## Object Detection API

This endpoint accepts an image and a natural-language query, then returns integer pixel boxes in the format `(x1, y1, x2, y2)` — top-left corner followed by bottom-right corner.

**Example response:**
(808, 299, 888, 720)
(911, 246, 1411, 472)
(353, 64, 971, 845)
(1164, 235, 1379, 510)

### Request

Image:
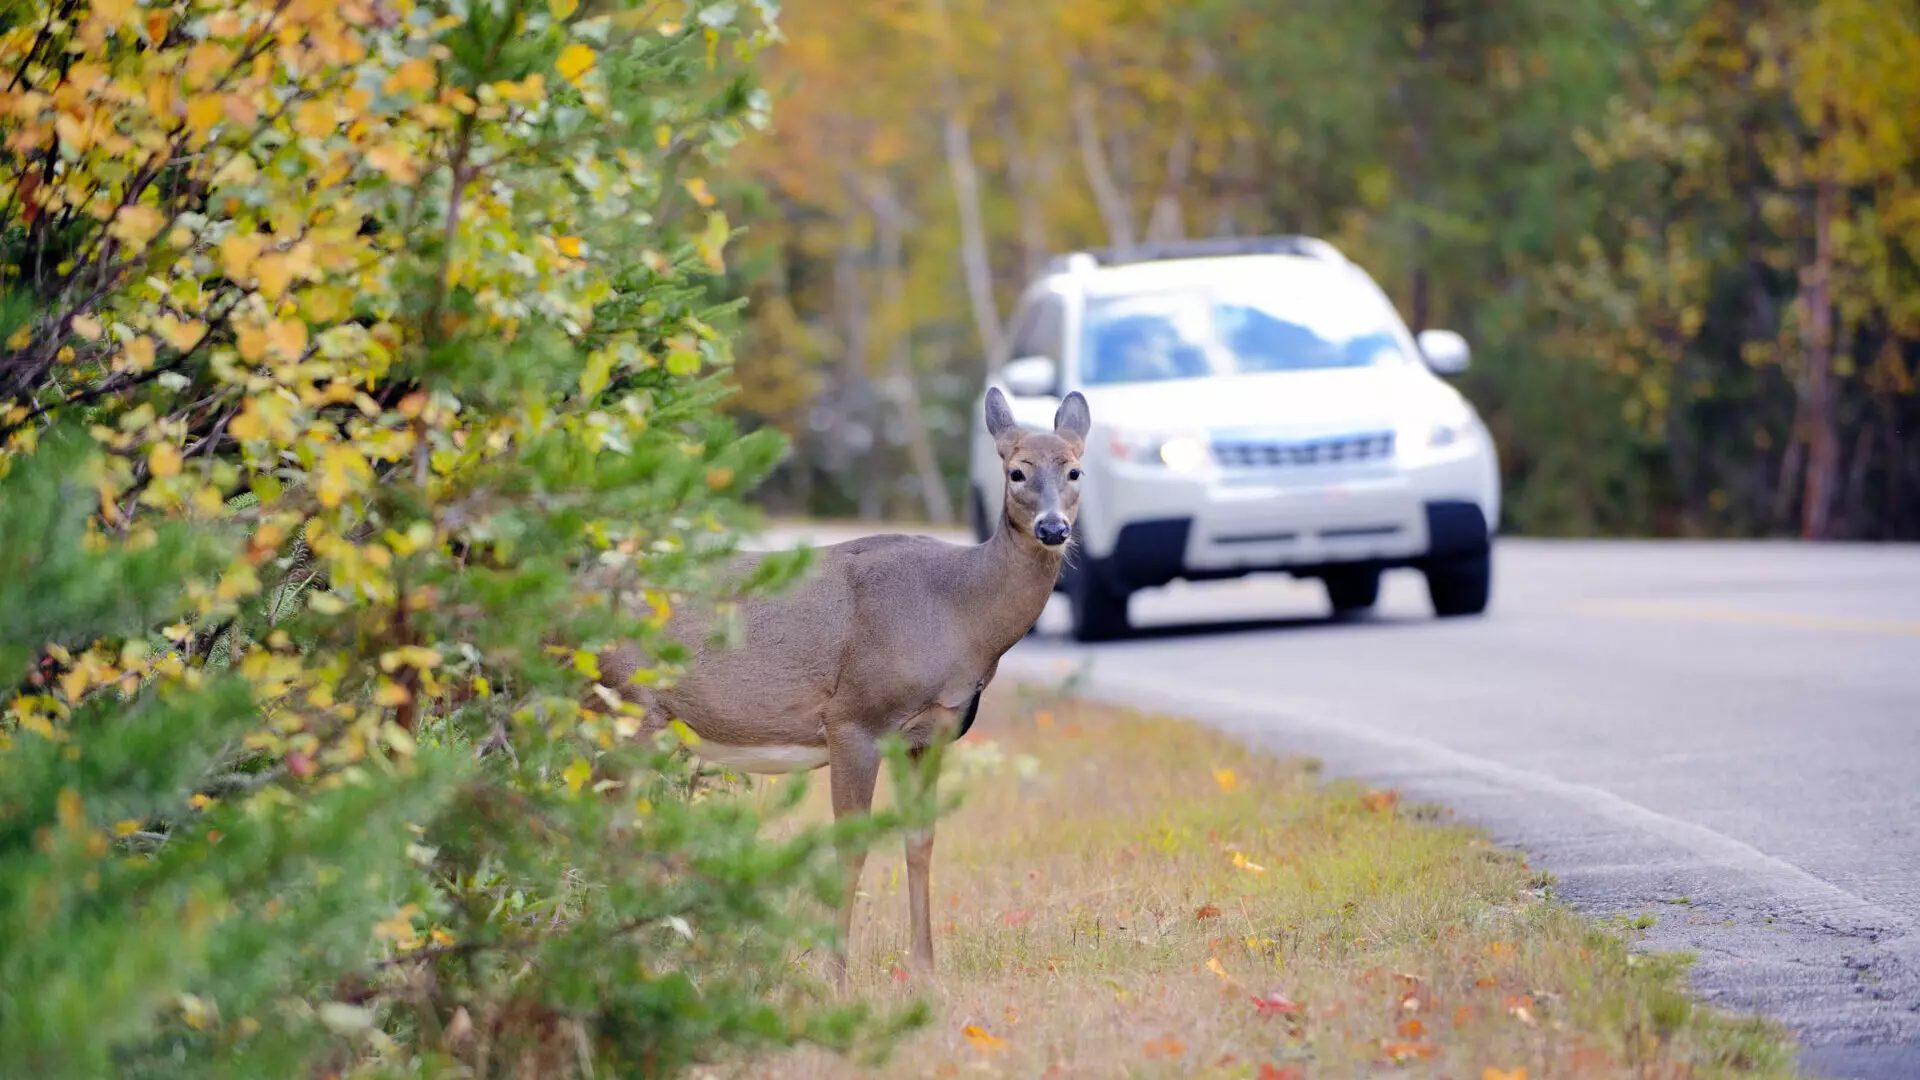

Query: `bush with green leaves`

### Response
(0, 0, 922, 1075)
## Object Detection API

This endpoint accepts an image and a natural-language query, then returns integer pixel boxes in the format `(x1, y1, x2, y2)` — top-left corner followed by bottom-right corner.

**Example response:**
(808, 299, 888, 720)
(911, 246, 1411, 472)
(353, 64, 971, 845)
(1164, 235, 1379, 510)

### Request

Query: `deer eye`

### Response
(1008, 468, 1026, 483)
(1068, 468, 1082, 481)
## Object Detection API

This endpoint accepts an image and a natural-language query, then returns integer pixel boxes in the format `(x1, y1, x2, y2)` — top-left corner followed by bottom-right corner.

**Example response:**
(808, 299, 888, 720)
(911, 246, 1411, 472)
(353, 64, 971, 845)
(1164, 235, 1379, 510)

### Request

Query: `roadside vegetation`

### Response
(725, 683, 1808, 1080)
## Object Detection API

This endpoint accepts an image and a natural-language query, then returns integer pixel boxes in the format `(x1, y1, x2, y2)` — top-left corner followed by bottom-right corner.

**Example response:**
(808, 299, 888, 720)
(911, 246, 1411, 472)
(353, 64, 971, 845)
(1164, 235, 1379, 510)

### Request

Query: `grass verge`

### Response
(717, 686, 1808, 1080)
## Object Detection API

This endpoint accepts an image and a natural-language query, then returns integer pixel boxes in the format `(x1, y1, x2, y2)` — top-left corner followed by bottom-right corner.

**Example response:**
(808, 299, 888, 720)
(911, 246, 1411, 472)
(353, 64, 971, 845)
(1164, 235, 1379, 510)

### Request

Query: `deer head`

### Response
(984, 387, 1091, 549)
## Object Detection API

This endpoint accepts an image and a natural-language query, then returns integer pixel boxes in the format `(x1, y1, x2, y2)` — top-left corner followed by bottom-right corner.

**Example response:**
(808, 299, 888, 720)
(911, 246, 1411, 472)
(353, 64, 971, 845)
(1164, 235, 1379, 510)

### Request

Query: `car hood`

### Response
(1075, 367, 1466, 439)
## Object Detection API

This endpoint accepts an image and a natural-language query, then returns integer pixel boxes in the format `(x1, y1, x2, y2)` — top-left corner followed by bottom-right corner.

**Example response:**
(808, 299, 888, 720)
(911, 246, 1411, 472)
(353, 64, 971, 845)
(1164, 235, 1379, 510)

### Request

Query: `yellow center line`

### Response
(1573, 600, 1920, 637)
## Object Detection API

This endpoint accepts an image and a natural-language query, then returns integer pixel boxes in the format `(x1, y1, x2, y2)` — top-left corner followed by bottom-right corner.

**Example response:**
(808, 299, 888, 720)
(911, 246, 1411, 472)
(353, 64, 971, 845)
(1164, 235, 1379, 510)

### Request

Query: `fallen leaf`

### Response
(1379, 1040, 1439, 1063)
(1484, 1069, 1528, 1080)
(1231, 850, 1267, 874)
(1142, 1036, 1185, 1057)
(1213, 767, 1238, 792)
(1196, 904, 1223, 920)
(1398, 1017, 1424, 1038)
(1251, 990, 1302, 1017)
(1257, 1066, 1305, 1080)
(961, 1023, 1007, 1055)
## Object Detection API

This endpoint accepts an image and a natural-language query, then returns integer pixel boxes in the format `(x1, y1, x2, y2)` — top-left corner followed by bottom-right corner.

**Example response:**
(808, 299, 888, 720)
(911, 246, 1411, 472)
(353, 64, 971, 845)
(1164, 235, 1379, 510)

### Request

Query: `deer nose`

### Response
(1034, 515, 1071, 547)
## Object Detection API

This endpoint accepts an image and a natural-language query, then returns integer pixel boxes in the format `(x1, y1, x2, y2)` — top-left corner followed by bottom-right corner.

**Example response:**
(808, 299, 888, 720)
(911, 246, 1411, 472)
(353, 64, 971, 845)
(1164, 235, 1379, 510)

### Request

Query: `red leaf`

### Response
(1257, 1066, 1305, 1080)
(890, 966, 907, 983)
(1251, 991, 1303, 1017)
(1196, 904, 1223, 920)
(286, 751, 315, 778)
(1001, 909, 1034, 927)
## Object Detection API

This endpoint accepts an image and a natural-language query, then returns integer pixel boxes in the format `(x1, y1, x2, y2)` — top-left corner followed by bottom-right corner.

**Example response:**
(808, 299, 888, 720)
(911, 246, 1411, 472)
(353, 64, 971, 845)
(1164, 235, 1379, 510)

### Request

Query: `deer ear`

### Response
(1053, 391, 1091, 449)
(985, 387, 1017, 444)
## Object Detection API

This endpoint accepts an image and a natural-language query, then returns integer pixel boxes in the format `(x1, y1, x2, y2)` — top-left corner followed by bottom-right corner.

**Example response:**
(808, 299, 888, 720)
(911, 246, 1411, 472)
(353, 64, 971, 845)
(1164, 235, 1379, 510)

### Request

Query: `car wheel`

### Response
(1322, 566, 1381, 617)
(1424, 550, 1491, 617)
(1067, 562, 1130, 642)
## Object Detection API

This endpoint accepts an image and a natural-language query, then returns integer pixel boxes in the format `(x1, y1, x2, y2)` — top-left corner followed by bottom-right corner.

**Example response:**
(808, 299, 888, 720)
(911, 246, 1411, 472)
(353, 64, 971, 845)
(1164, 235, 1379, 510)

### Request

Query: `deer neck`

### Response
(961, 509, 1067, 654)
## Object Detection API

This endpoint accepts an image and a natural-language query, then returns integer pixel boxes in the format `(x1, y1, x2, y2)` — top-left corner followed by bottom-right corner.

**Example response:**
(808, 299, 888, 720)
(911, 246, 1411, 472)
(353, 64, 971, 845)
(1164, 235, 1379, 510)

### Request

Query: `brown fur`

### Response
(595, 388, 1092, 983)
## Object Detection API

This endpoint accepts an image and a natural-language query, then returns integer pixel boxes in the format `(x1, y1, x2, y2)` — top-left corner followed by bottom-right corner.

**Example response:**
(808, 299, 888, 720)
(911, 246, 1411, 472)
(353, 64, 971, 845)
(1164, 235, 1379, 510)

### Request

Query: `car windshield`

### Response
(1076, 278, 1415, 386)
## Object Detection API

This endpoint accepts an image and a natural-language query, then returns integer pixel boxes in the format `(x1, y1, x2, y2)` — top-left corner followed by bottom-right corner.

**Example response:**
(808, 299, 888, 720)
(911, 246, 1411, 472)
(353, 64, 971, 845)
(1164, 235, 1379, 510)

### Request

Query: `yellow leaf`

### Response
(185, 94, 223, 137)
(70, 314, 103, 340)
(383, 58, 437, 96)
(316, 443, 372, 507)
(666, 718, 700, 747)
(572, 650, 601, 680)
(254, 252, 292, 298)
(562, 755, 592, 794)
(549, 0, 578, 18)
(373, 681, 411, 707)
(556, 43, 596, 87)
(473, 676, 491, 698)
(1231, 851, 1267, 875)
(219, 233, 263, 281)
(188, 793, 216, 810)
(235, 322, 268, 362)
(113, 818, 142, 837)
(554, 234, 584, 258)
(1206, 956, 1232, 980)
(961, 1024, 1008, 1054)
(110, 204, 167, 248)
(1212, 767, 1238, 792)
(122, 336, 156, 371)
(159, 318, 205, 351)
(93, 0, 134, 26)
(684, 177, 715, 206)
(293, 100, 336, 139)
(1483, 1070, 1527, 1080)
(149, 442, 182, 478)
(266, 318, 308, 359)
(366, 142, 420, 183)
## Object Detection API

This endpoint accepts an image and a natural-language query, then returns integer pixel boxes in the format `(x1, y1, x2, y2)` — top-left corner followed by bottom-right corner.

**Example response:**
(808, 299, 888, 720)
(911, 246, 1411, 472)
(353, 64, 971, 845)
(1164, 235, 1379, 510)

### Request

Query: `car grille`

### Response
(1211, 431, 1396, 468)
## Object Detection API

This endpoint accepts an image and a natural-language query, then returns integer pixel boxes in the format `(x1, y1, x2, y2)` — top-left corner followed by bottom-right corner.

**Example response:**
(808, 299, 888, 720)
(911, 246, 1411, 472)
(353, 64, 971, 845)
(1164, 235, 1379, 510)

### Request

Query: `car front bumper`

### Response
(1079, 446, 1495, 588)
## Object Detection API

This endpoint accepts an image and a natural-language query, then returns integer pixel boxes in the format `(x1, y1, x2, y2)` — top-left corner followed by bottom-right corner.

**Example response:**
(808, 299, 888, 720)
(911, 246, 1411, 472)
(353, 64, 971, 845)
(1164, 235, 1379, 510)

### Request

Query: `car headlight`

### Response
(1108, 429, 1213, 471)
(1420, 411, 1479, 450)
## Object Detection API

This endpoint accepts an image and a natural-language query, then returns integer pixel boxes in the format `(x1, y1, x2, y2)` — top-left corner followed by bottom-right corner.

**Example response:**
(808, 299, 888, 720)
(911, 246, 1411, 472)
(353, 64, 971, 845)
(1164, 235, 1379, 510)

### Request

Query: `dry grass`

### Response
(709, 686, 1807, 1080)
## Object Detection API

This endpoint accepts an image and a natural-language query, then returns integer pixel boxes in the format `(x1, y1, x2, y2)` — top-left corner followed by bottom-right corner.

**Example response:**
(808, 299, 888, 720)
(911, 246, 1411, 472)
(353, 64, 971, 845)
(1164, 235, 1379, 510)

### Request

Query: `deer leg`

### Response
(825, 728, 881, 989)
(904, 744, 940, 975)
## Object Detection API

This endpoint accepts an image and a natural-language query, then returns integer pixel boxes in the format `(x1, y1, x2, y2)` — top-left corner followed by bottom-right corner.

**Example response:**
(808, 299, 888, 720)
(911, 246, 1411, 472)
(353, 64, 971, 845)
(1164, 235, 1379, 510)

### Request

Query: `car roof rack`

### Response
(1043, 235, 1347, 275)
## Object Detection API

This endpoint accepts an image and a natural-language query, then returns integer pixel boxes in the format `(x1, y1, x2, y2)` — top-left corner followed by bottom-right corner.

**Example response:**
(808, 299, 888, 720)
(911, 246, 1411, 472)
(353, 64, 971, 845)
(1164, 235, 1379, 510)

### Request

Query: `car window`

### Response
(1008, 295, 1063, 363)
(1077, 276, 1415, 386)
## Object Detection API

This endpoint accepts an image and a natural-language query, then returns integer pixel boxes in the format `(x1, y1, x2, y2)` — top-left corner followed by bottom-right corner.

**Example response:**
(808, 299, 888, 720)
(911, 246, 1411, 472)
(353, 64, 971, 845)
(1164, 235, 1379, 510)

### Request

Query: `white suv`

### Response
(967, 237, 1501, 642)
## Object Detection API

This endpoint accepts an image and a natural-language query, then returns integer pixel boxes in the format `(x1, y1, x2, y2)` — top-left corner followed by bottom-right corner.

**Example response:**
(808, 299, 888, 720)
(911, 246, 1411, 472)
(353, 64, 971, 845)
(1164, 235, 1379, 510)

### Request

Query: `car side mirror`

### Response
(1417, 329, 1470, 375)
(1001, 355, 1059, 397)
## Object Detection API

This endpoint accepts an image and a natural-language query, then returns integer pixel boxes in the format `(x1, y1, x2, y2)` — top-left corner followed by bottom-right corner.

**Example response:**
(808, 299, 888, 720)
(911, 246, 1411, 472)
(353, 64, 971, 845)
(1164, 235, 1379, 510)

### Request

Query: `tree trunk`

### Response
(942, 108, 1004, 366)
(831, 195, 882, 521)
(1072, 74, 1137, 253)
(864, 174, 956, 526)
(928, 0, 1003, 365)
(997, 98, 1052, 281)
(1143, 118, 1194, 244)
(1799, 105, 1838, 541)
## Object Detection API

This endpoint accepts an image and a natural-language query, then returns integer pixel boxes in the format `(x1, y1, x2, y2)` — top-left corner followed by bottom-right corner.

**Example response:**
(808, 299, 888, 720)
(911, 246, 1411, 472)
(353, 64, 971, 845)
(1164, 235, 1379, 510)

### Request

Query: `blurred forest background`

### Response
(713, 0, 1919, 540)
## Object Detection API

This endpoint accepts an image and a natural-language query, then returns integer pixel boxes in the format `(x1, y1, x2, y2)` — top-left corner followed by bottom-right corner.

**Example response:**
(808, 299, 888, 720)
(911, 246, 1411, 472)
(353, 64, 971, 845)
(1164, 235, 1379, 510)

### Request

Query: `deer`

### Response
(593, 387, 1090, 986)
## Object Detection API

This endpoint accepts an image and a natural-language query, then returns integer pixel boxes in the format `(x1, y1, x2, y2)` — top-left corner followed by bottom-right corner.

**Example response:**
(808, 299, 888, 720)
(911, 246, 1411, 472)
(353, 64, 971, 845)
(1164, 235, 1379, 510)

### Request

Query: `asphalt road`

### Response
(759, 524, 1920, 1078)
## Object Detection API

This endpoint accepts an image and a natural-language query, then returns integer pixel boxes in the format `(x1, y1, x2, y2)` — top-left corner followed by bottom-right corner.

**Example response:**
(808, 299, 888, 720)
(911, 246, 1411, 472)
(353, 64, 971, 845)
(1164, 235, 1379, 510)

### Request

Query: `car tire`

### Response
(1067, 562, 1130, 642)
(1322, 566, 1381, 617)
(968, 484, 993, 543)
(1424, 550, 1491, 618)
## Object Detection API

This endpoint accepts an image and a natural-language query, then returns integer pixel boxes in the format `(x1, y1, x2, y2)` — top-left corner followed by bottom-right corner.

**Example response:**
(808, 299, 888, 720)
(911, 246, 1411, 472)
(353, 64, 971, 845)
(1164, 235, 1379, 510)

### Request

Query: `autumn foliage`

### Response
(729, 0, 1920, 539)
(0, 0, 919, 1075)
